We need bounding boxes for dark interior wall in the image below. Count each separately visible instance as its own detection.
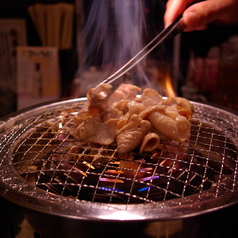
[0,0,75,46]
[0,0,78,115]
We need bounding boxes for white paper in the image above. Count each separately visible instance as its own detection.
[17,46,61,109]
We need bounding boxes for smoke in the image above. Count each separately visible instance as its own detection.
[85,0,145,66]
[76,0,155,95]
[74,0,174,98]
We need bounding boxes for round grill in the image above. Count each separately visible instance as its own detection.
[0,98,238,220]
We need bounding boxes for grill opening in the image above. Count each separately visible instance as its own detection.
[1,101,236,205]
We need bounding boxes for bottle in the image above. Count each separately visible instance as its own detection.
[216,35,238,110]
[33,63,43,98]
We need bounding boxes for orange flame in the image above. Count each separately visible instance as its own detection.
[145,60,176,97]
[164,75,176,97]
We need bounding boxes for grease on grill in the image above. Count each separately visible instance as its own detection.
[10,109,237,204]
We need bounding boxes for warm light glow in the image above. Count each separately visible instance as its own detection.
[99,211,145,220]
[164,75,176,97]
[145,61,176,97]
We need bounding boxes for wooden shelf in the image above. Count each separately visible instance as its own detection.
[0,0,75,18]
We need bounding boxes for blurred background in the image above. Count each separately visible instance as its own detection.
[0,0,238,118]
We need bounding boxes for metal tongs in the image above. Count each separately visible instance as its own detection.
[97,15,185,98]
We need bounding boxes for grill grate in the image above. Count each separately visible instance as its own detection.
[0,100,238,207]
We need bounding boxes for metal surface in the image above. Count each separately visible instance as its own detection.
[0,98,238,222]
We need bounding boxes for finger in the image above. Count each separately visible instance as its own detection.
[164,0,195,28]
[184,24,207,32]
[182,0,227,30]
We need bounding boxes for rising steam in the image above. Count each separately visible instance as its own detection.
[76,0,153,95]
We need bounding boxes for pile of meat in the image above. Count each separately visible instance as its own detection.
[69,84,194,154]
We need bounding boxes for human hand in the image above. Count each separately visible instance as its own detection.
[164,0,238,31]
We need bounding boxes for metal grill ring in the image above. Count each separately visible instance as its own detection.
[0,98,238,220]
